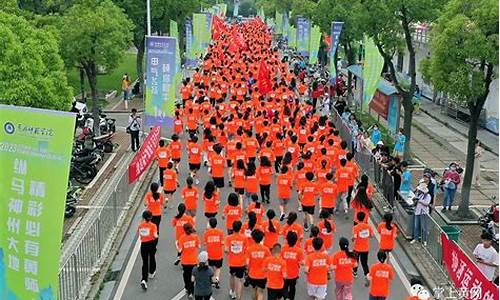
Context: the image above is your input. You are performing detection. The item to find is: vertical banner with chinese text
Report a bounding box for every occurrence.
[283,11,289,41]
[192,13,206,58]
[288,25,296,48]
[145,36,176,128]
[309,25,321,64]
[169,20,182,104]
[362,36,384,111]
[275,11,283,34]
[0,104,75,300]
[296,17,310,57]
[185,18,196,67]
[330,21,344,82]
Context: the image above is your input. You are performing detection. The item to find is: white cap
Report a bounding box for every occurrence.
[198,251,208,263]
[377,141,384,145]
[417,184,429,194]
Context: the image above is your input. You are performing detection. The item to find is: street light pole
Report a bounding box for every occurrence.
[146,0,151,36]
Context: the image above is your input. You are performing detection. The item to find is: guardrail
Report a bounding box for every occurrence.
[58,153,142,300]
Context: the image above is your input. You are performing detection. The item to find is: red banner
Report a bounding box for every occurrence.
[128,126,161,183]
[441,234,498,300]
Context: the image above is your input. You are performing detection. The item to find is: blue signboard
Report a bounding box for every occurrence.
[330,21,344,81]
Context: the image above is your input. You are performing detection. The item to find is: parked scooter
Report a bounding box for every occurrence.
[65,183,81,218]
[478,203,499,250]
[69,152,101,184]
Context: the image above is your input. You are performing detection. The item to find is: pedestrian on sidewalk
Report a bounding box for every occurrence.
[399,161,412,194]
[122,73,131,109]
[410,184,431,245]
[331,237,357,300]
[393,128,406,159]
[441,162,461,211]
[370,124,382,146]
[473,139,483,186]
[473,232,498,282]
[138,210,158,291]
[127,108,141,151]
[192,251,214,300]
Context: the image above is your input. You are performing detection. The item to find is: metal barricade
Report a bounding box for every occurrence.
[58,159,144,300]
[422,213,445,265]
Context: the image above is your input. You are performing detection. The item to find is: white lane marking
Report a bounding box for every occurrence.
[170,289,187,300]
[113,237,141,300]
[368,217,412,294]
[111,100,124,110]
[85,152,116,190]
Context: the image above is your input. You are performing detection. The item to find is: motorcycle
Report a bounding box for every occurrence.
[69,152,101,184]
[82,112,116,135]
[478,203,499,249]
[65,183,81,218]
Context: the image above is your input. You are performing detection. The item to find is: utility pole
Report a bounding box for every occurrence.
[146,0,151,35]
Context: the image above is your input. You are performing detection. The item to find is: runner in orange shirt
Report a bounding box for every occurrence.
[247,194,265,223]
[304,238,331,300]
[168,134,182,172]
[263,209,281,249]
[155,140,170,186]
[335,158,352,215]
[263,243,287,300]
[172,203,195,265]
[276,166,293,220]
[257,156,273,204]
[177,223,200,298]
[281,231,304,300]
[244,130,259,163]
[232,159,246,203]
[304,226,323,255]
[352,211,374,281]
[317,209,336,252]
[345,152,359,206]
[163,162,178,205]
[144,182,165,234]
[301,172,317,231]
[173,111,184,136]
[181,177,198,218]
[246,230,271,300]
[241,211,263,245]
[138,210,158,290]
[351,187,373,225]
[319,173,338,215]
[378,213,398,252]
[331,237,357,300]
[187,135,202,184]
[244,162,259,208]
[204,217,224,288]
[223,193,243,234]
[209,144,225,189]
[203,181,219,219]
[225,220,247,300]
[367,251,395,299]
[281,212,304,242]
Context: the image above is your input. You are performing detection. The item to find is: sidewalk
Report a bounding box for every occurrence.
[103,95,144,113]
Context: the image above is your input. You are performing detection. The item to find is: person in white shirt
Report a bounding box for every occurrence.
[473,232,498,281]
[127,108,142,151]
[410,184,431,246]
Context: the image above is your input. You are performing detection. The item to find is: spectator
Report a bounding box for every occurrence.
[410,184,431,246]
[473,232,499,282]
[334,97,347,116]
[370,124,382,145]
[127,108,142,152]
[192,251,214,300]
[441,162,461,212]
[393,128,406,159]
[341,108,351,121]
[399,161,412,193]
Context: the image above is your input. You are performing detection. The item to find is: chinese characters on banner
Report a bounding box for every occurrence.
[362,36,385,111]
[128,126,161,183]
[309,25,321,65]
[330,21,344,82]
[296,16,310,57]
[192,13,206,58]
[441,234,498,300]
[0,104,75,300]
[145,36,176,129]
[185,18,196,67]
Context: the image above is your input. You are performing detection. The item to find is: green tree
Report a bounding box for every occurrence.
[361,0,447,160]
[0,11,73,110]
[421,0,498,217]
[60,0,133,134]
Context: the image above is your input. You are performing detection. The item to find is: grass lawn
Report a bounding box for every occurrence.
[66,53,137,97]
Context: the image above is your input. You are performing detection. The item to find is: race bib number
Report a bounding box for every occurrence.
[231,243,243,254]
[159,151,167,158]
[191,148,199,154]
[139,228,150,237]
[359,229,370,238]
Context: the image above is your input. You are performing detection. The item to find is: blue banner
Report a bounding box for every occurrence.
[296,17,310,57]
[330,21,344,82]
[387,96,399,134]
[145,36,176,128]
[185,18,196,67]
[283,12,289,41]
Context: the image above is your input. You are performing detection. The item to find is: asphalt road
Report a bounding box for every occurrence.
[111,124,412,300]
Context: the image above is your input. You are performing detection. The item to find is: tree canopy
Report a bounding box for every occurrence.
[0,11,73,110]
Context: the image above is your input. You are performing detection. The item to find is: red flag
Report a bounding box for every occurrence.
[212,15,225,40]
[258,60,272,95]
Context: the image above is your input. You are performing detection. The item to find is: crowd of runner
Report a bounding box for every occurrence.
[135,18,419,300]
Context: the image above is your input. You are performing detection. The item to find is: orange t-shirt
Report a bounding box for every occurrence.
[368,263,395,297]
[144,192,165,216]
[264,256,287,289]
[178,233,200,265]
[172,214,195,241]
[204,228,224,260]
[318,220,336,250]
[223,205,243,229]
[246,243,271,279]
[168,140,182,160]
[225,233,248,267]
[263,220,281,249]
[377,223,398,251]
[304,238,325,255]
[138,221,157,243]
[352,223,374,252]
[301,181,317,207]
[331,250,357,282]
[181,186,199,210]
[203,192,219,214]
[320,181,338,209]
[246,203,265,223]
[245,174,258,193]
[244,137,258,158]
[281,223,304,241]
[305,251,332,285]
[174,118,183,134]
[257,166,273,185]
[277,173,293,199]
[335,166,353,193]
[155,146,170,168]
[163,169,177,191]
[232,168,246,188]
[210,153,225,178]
[187,142,202,164]
[281,244,304,279]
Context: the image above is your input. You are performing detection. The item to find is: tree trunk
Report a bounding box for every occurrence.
[84,62,100,136]
[136,38,145,96]
[458,63,494,217]
[343,40,356,98]
[79,67,86,101]
[401,97,414,161]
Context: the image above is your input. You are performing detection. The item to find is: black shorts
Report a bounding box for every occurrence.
[321,207,334,215]
[302,205,315,215]
[249,277,267,289]
[234,187,245,195]
[172,158,181,163]
[229,266,245,279]
[208,259,223,268]
[267,288,284,300]
[227,159,233,167]
[164,189,176,195]
[188,129,197,135]
[189,163,201,171]
[205,212,217,218]
[213,177,224,188]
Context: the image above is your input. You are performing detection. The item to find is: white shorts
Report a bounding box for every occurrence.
[307,283,327,299]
